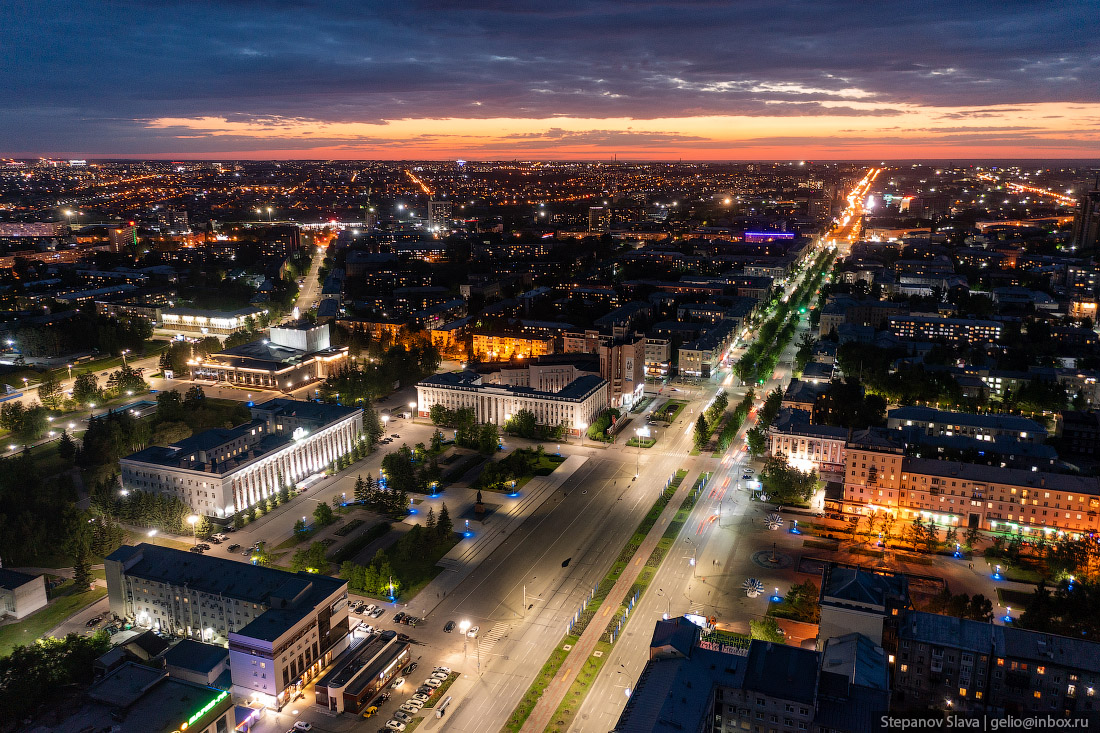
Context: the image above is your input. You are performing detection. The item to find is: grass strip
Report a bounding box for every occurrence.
[499,469,687,733]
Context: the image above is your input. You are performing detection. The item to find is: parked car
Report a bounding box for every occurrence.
[416,686,432,696]
[371,607,384,618]
[362,706,378,718]
[403,662,418,675]
[208,537,221,544]
[412,693,430,703]
[393,711,413,723]
[434,666,451,675]
[86,616,103,627]
[385,722,406,732]
[390,677,405,689]
[443,620,456,633]
[424,678,442,689]
[466,625,479,638]
[227,544,241,552]
[293,723,313,732]
[403,698,424,710]
[392,434,401,439]
[189,546,205,553]
[393,612,406,623]
[363,603,377,614]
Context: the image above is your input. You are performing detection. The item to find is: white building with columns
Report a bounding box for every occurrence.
[119,399,363,518]
[416,369,607,436]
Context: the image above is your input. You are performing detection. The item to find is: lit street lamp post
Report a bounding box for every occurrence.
[186,514,199,545]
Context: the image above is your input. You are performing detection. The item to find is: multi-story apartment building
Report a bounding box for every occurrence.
[892,610,1100,718]
[678,320,738,377]
[614,616,889,733]
[841,430,1100,537]
[645,337,671,378]
[888,315,1002,343]
[105,543,349,709]
[119,399,363,518]
[417,369,607,436]
[159,305,268,336]
[886,406,1047,443]
[471,331,554,360]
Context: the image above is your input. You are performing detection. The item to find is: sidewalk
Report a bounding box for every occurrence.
[519,467,701,733]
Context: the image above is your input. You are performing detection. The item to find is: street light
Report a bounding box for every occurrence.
[408,401,416,417]
[382,414,389,436]
[684,538,698,577]
[67,363,73,380]
[121,349,130,366]
[578,422,586,447]
[186,514,199,545]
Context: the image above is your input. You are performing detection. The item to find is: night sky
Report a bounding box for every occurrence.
[3,0,1099,159]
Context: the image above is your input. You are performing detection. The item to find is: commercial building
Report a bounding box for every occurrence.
[888,315,1002,343]
[119,398,363,517]
[105,543,350,709]
[315,630,409,714]
[678,320,738,377]
[1072,187,1100,251]
[645,337,671,378]
[767,408,849,474]
[886,406,1047,443]
[51,662,235,733]
[614,616,890,733]
[0,568,47,620]
[160,306,268,336]
[589,206,611,233]
[190,321,348,390]
[417,369,607,436]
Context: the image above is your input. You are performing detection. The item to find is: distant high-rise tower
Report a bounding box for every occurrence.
[588,206,611,233]
[428,200,452,232]
[1072,180,1100,251]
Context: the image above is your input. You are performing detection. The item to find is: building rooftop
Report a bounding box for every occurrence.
[904,457,1100,495]
[771,408,849,440]
[887,405,1047,435]
[0,567,39,590]
[106,544,345,641]
[743,641,818,704]
[163,639,229,675]
[419,370,607,402]
[821,565,909,610]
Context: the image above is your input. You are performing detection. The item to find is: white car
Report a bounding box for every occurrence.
[466,625,479,638]
[404,699,424,710]
[385,722,406,732]
[434,666,451,675]
[412,693,430,703]
[424,678,442,689]
[364,604,377,614]
[393,711,413,723]
[391,677,405,689]
[430,671,448,681]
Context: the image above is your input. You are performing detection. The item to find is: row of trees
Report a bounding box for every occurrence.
[0,633,111,720]
[339,506,454,598]
[586,407,621,441]
[350,473,412,517]
[428,405,502,452]
[317,339,442,404]
[11,312,151,358]
[474,446,553,491]
[380,445,442,497]
[717,388,755,452]
[502,408,567,441]
[692,390,731,450]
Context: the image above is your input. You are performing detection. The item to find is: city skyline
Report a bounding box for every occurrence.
[3,1,1099,159]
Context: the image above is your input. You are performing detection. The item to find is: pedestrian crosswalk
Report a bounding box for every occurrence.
[478,621,509,655]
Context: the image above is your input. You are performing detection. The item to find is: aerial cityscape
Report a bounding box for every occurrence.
[1,4,1100,733]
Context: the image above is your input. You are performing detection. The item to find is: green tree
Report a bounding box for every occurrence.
[750,617,786,642]
[71,541,92,591]
[37,370,63,409]
[251,540,270,566]
[72,372,101,406]
[437,502,453,540]
[964,525,982,551]
[294,518,307,535]
[746,425,768,458]
[313,501,335,527]
[693,414,708,450]
[57,430,77,462]
[291,541,329,573]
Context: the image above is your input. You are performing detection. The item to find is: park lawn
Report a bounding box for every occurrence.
[544,641,612,733]
[625,436,657,449]
[532,453,566,475]
[658,399,688,424]
[0,580,108,658]
[275,529,316,551]
[141,534,194,552]
[393,534,461,600]
[23,440,75,479]
[997,587,1036,609]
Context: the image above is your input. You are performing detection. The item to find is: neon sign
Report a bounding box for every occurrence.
[177,689,228,730]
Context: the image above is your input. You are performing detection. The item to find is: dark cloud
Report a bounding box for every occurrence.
[0,0,1097,153]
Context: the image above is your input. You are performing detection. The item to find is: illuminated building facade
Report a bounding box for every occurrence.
[417,369,607,436]
[190,321,348,390]
[119,399,363,517]
[888,315,1002,343]
[840,430,1100,537]
[160,305,267,336]
[471,331,554,360]
[105,543,350,709]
